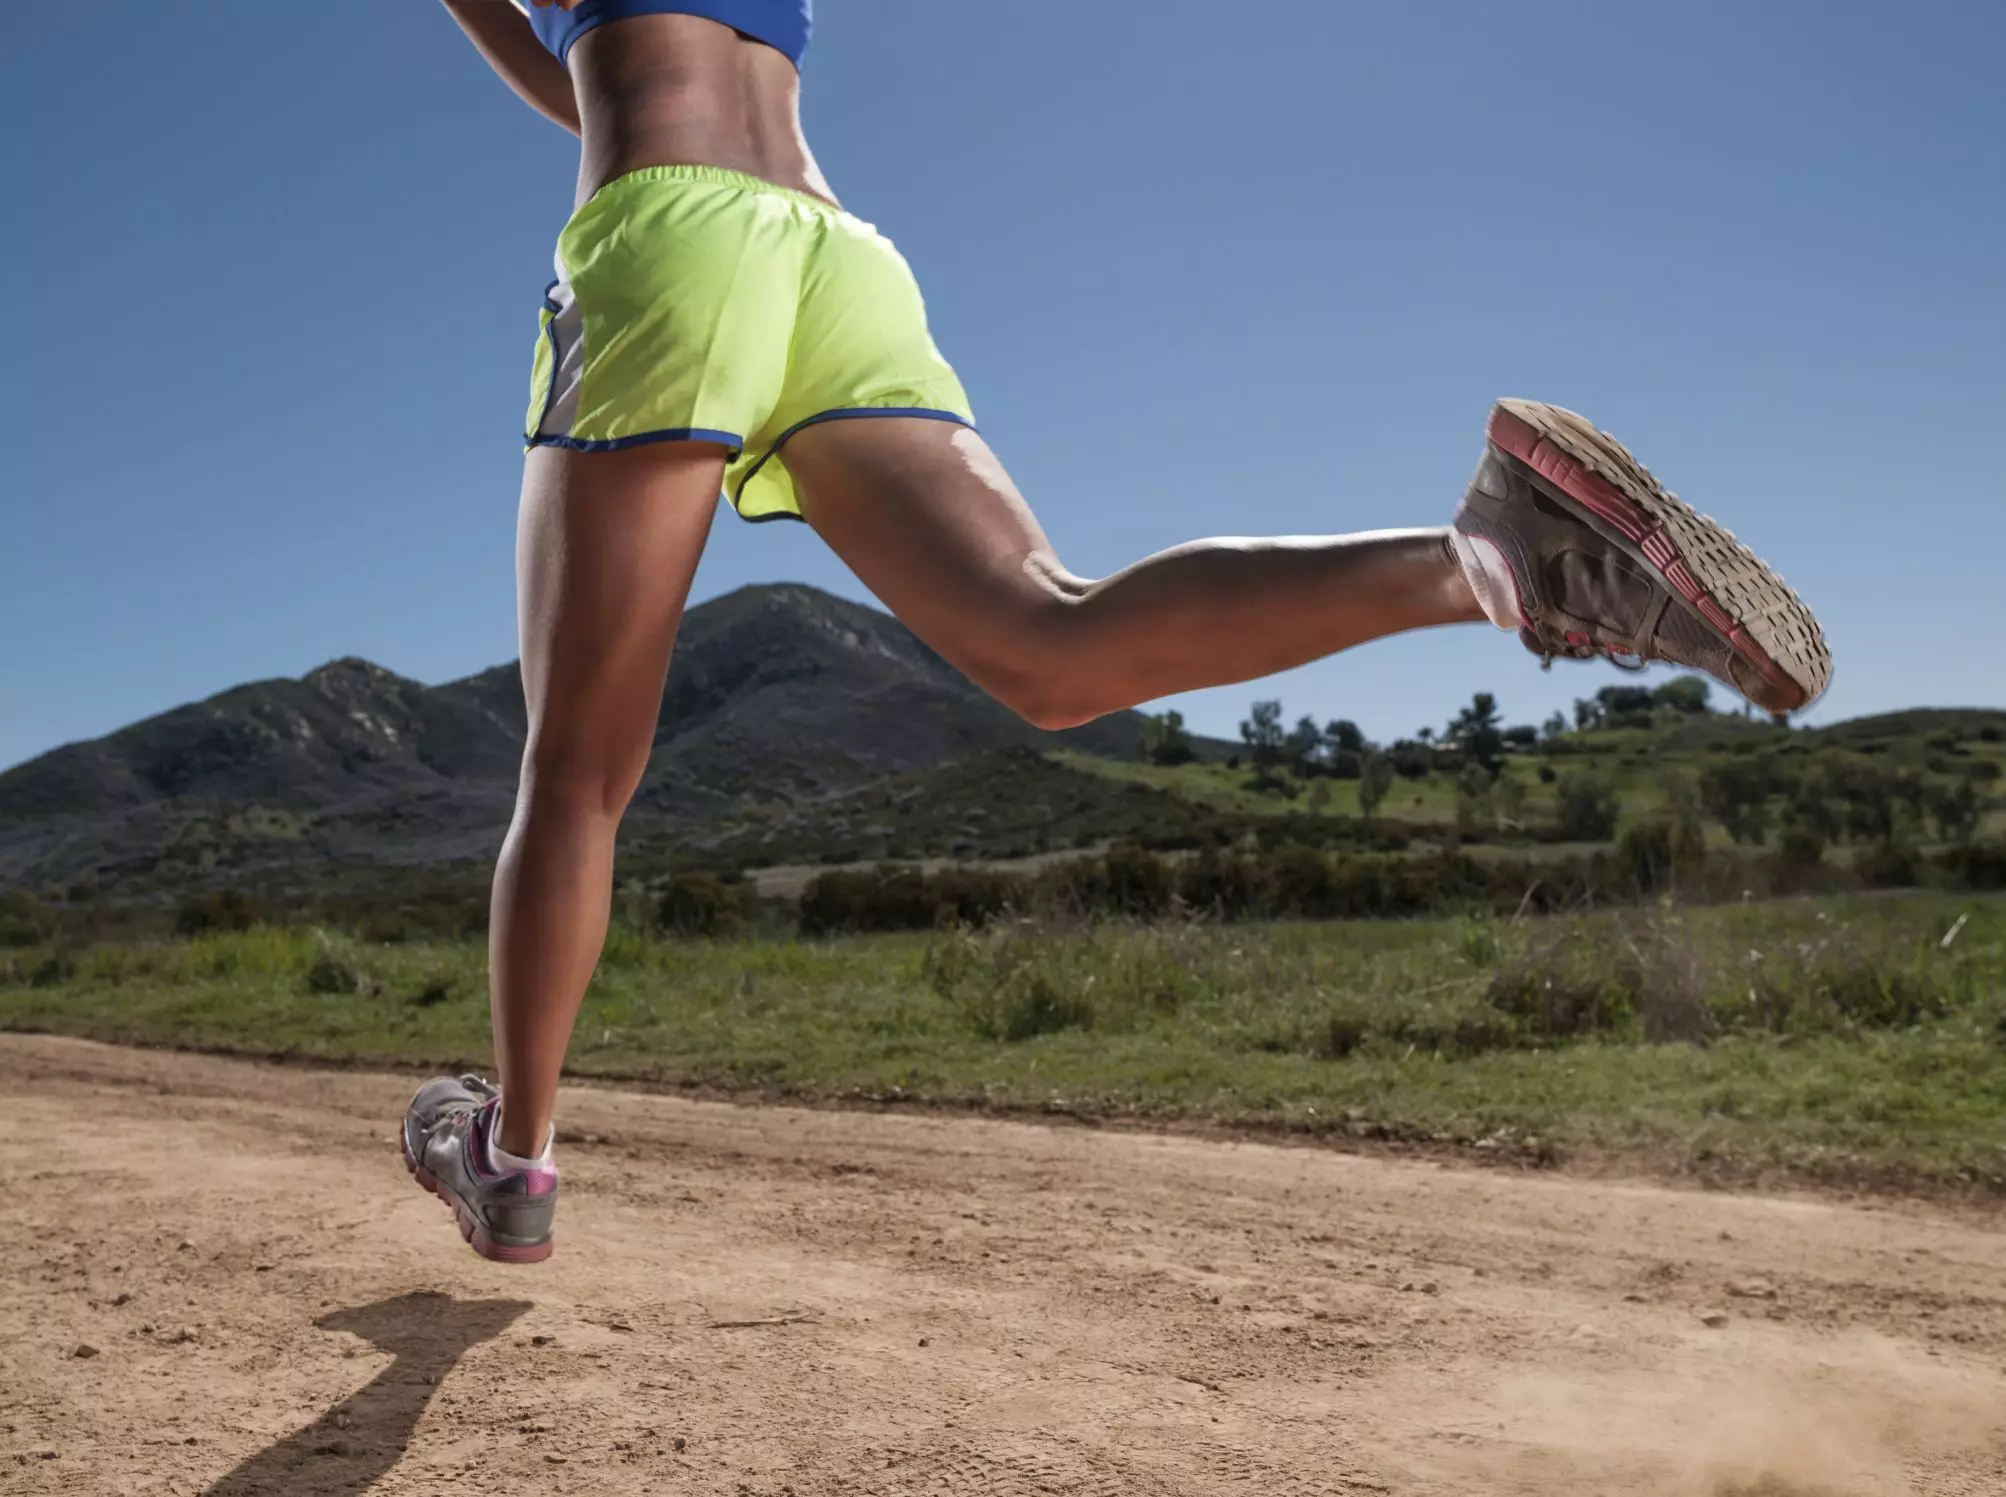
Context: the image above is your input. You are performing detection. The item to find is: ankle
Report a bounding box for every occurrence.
[492,1103,554,1167]
[1448,529,1524,631]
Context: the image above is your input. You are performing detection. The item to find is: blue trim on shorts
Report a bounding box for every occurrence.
[728,406,975,519]
[527,427,746,454]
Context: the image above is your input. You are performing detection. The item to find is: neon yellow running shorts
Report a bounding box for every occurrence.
[525,165,974,523]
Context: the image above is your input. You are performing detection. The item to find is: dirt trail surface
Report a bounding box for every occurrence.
[3,1036,2003,1497]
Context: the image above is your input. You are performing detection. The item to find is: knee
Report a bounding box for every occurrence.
[997,679,1097,732]
[518,737,648,822]
[968,610,1101,732]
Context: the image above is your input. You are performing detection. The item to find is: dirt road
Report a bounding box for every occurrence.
[3,1034,2003,1496]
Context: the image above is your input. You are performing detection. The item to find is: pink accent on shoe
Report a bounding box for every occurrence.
[403,1121,554,1263]
[1486,406,1802,706]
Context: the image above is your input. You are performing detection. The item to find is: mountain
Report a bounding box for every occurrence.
[0,584,1219,888]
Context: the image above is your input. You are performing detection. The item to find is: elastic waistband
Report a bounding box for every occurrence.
[588,163,844,215]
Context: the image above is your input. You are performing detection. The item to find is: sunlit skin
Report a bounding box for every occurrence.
[439,0,1485,1156]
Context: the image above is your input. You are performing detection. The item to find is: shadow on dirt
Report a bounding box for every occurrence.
[201,1291,530,1496]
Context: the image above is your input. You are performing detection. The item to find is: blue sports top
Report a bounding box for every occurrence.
[523,1,812,68]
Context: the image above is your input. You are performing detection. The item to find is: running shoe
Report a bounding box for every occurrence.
[401,1075,557,1264]
[1452,398,1830,715]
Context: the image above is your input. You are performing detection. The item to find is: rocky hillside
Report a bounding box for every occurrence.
[0,584,1217,888]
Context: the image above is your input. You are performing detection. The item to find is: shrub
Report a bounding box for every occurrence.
[1485,942,1633,1040]
[0,887,50,948]
[306,938,375,997]
[798,864,937,934]
[1615,821,1678,895]
[1267,843,1338,917]
[1101,844,1174,918]
[658,873,747,937]
[1177,847,1267,919]
[923,928,1097,1041]
[175,889,266,936]
[1936,840,2006,891]
[1856,841,1924,890]
[1724,936,1970,1035]
[928,866,1019,927]
[29,949,77,987]
[1555,773,1621,841]
[410,978,456,1008]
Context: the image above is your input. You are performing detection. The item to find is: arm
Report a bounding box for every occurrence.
[440,1,582,136]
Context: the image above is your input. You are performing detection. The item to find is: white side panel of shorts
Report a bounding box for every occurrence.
[533,266,586,441]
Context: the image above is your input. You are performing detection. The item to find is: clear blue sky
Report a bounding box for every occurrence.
[3,0,2001,770]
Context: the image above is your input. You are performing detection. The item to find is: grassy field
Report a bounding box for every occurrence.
[6,891,2003,1193]
[1057,726,2006,839]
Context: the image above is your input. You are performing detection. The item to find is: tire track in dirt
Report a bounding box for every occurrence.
[2,1034,2002,1496]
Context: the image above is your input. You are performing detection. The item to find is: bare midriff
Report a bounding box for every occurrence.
[566,14,836,208]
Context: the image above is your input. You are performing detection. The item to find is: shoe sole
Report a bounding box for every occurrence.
[400,1132,553,1265]
[1489,399,1831,711]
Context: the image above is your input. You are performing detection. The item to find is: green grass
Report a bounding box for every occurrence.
[1059,725,2006,840]
[5,894,2005,1193]
[1056,745,1715,831]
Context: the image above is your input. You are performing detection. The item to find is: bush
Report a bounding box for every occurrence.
[658,873,748,937]
[1486,945,1634,1041]
[0,887,52,948]
[175,889,265,936]
[1857,841,1924,890]
[800,865,935,935]
[928,866,1020,927]
[1555,773,1621,841]
[1936,840,2006,891]
[1267,844,1338,917]
[1101,844,1174,918]
[1723,936,1971,1035]
[1775,824,1826,870]
[305,937,375,997]
[1177,847,1268,919]
[799,862,1020,935]
[409,978,456,1008]
[923,928,1096,1041]
[1615,822,1677,895]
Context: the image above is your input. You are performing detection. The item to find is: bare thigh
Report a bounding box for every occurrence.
[782,420,1083,714]
[782,418,1475,729]
[515,442,725,801]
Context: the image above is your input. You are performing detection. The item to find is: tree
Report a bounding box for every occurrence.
[1593,684,1658,729]
[1323,719,1366,755]
[1542,711,1569,742]
[1417,726,1436,746]
[1358,751,1395,818]
[1288,714,1324,777]
[1502,724,1539,751]
[1446,692,1506,773]
[1239,699,1286,772]
[1652,676,1712,714]
[1387,739,1431,779]
[1139,709,1194,766]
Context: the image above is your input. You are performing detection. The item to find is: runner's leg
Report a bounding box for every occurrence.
[488,442,725,1158]
[783,419,1484,731]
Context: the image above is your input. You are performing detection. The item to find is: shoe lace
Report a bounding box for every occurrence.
[1530,627,1651,674]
